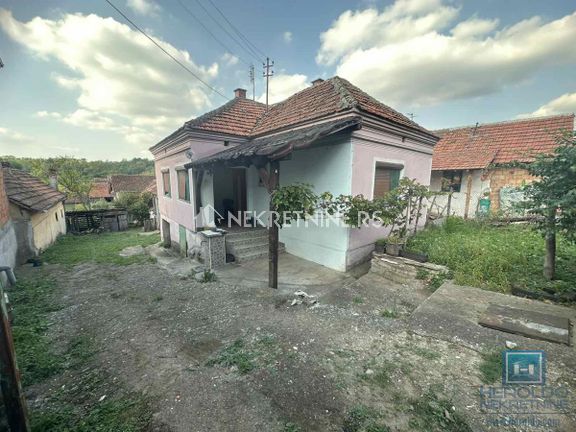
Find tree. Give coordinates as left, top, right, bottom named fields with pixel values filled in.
left=113, top=192, right=153, bottom=225
left=29, top=157, right=93, bottom=209
left=522, top=132, right=576, bottom=280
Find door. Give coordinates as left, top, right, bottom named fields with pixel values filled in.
left=232, top=169, right=247, bottom=213
left=161, top=219, right=171, bottom=248
left=179, top=224, right=187, bottom=257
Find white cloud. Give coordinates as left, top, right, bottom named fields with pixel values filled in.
left=0, top=9, right=219, bottom=150
left=317, top=0, right=576, bottom=107
left=283, top=31, right=292, bottom=43
left=221, top=52, right=239, bottom=66
left=0, top=127, right=33, bottom=144
left=257, top=74, right=308, bottom=104
left=520, top=93, right=576, bottom=118
left=126, top=0, right=160, bottom=17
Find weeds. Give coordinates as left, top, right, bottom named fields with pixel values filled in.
left=207, top=335, right=282, bottom=374
left=342, top=405, right=390, bottom=432
left=479, top=350, right=503, bottom=384
left=408, top=390, right=472, bottom=432
left=199, top=270, right=217, bottom=283
left=408, top=217, right=576, bottom=294
left=379, top=309, right=399, bottom=318
left=352, top=296, right=364, bottom=304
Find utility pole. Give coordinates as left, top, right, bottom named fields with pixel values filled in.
left=0, top=57, right=4, bottom=68
left=262, top=57, right=274, bottom=109
left=249, top=64, right=255, bottom=101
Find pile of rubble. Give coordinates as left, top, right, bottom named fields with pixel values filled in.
left=291, top=290, right=318, bottom=307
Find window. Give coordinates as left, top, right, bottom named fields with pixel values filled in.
left=177, top=169, right=190, bottom=202
left=373, top=164, right=402, bottom=198
left=162, top=170, right=171, bottom=197
left=441, top=170, right=463, bottom=192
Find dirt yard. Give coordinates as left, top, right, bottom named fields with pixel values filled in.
left=9, top=233, right=576, bottom=432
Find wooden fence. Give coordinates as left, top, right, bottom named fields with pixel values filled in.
left=65, top=209, right=128, bottom=233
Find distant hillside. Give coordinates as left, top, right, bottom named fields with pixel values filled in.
left=1, top=156, right=154, bottom=178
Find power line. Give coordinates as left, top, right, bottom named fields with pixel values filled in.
left=175, top=0, right=251, bottom=66
left=205, top=0, right=267, bottom=60
left=191, top=0, right=263, bottom=63
left=104, top=0, right=228, bottom=100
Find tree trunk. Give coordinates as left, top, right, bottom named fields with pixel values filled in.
left=543, top=210, right=556, bottom=280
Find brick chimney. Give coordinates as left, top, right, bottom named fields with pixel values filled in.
left=234, top=88, right=246, bottom=98
left=48, top=168, right=58, bottom=190
left=311, top=78, right=324, bottom=86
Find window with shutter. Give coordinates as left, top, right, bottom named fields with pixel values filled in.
left=373, top=164, right=402, bottom=198
left=177, top=169, right=190, bottom=202
left=162, top=170, right=171, bottom=197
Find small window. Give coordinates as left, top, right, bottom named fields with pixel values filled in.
left=373, top=165, right=402, bottom=198
left=55, top=212, right=59, bottom=221
left=177, top=169, right=190, bottom=202
left=162, top=170, right=171, bottom=197
left=441, top=170, right=463, bottom=192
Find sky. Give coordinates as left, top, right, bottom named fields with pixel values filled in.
left=0, top=0, right=575, bottom=161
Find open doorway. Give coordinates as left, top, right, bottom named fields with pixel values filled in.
left=161, top=219, right=171, bottom=247
left=213, top=166, right=246, bottom=226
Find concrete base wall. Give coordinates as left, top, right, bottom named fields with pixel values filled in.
left=371, top=253, right=448, bottom=285
left=0, top=220, right=17, bottom=286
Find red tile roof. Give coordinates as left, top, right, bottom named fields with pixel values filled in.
left=144, top=179, right=157, bottom=195
left=110, top=175, right=156, bottom=194
left=90, top=180, right=112, bottom=199
left=2, top=166, right=66, bottom=212
left=153, top=76, right=434, bottom=150
left=432, top=114, right=575, bottom=171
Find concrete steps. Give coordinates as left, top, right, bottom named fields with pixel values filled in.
left=225, top=229, right=285, bottom=263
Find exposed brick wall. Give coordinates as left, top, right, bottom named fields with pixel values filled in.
left=0, top=168, right=10, bottom=227
left=488, top=168, right=535, bottom=213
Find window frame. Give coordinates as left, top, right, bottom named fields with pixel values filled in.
left=371, top=159, right=405, bottom=199
left=176, top=168, right=190, bottom=202
left=440, top=170, right=463, bottom=193
left=162, top=169, right=171, bottom=198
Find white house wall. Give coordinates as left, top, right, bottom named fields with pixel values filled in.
left=277, top=136, right=352, bottom=271
left=429, top=170, right=490, bottom=218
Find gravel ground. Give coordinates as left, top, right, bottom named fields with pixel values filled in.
left=17, top=258, right=576, bottom=432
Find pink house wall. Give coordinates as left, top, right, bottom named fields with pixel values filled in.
left=346, top=126, right=434, bottom=267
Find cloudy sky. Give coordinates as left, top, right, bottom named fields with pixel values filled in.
left=1, top=0, right=575, bottom=160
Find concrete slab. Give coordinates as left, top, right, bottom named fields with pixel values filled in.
left=479, top=304, right=571, bottom=345
left=410, top=281, right=576, bottom=354
left=217, top=253, right=353, bottom=293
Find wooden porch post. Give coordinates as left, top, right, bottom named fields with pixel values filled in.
left=268, top=160, right=280, bottom=289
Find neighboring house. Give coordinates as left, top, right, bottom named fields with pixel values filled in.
left=430, top=114, right=575, bottom=218
left=2, top=164, right=66, bottom=262
left=64, top=178, right=114, bottom=210
left=144, top=178, right=159, bottom=228
left=109, top=174, right=156, bottom=198
left=0, top=163, right=18, bottom=285
left=150, top=77, right=438, bottom=271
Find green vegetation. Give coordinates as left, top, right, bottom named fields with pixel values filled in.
left=1, top=155, right=154, bottom=177
left=42, top=230, right=160, bottom=266
left=199, top=270, right=218, bottom=283
left=207, top=336, right=282, bottom=374
left=379, top=309, right=399, bottom=318
left=479, top=350, right=503, bottom=384
left=408, top=390, right=472, bottom=432
left=352, top=296, right=364, bottom=304
left=10, top=274, right=152, bottom=431
left=283, top=422, right=302, bottom=432
left=409, top=346, right=441, bottom=360
left=408, top=217, right=576, bottom=294
left=342, top=405, right=390, bottom=432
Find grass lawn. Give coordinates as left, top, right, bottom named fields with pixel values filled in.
left=41, top=229, right=161, bottom=266
left=407, top=217, right=576, bottom=294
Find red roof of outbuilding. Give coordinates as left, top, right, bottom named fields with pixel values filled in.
left=432, top=114, right=575, bottom=171
left=2, top=166, right=66, bottom=212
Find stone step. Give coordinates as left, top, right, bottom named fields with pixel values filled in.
left=227, top=239, right=269, bottom=255
left=225, top=229, right=268, bottom=241
left=226, top=233, right=269, bottom=247
left=235, top=245, right=286, bottom=263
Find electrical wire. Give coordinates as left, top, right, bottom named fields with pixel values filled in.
left=104, top=0, right=229, bottom=100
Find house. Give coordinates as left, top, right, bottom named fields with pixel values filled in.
left=109, top=174, right=156, bottom=198
left=0, top=164, right=18, bottom=285
left=430, top=114, right=575, bottom=218
left=150, top=77, right=438, bottom=271
left=64, top=178, right=114, bottom=210
left=1, top=163, right=66, bottom=262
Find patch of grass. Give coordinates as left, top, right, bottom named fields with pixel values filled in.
left=479, top=350, right=503, bottom=384
left=10, top=277, right=64, bottom=385
left=152, top=294, right=163, bottom=302
left=415, top=269, right=429, bottom=280
left=283, top=422, right=301, bottom=432
left=41, top=230, right=160, bottom=266
left=352, top=296, right=364, bottom=304
left=65, top=335, right=99, bottom=369
left=379, top=309, right=399, bottom=318
left=343, top=405, right=390, bottom=432
left=207, top=335, right=282, bottom=374
left=31, top=395, right=152, bottom=432
left=360, top=360, right=408, bottom=389
left=199, top=270, right=217, bottom=283
left=408, top=390, right=472, bottom=432
left=408, top=217, right=576, bottom=294
left=409, top=346, right=441, bottom=360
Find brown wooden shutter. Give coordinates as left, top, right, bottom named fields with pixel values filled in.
left=178, top=171, right=186, bottom=200
left=373, top=167, right=392, bottom=198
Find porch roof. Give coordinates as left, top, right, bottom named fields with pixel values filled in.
left=186, top=116, right=362, bottom=169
